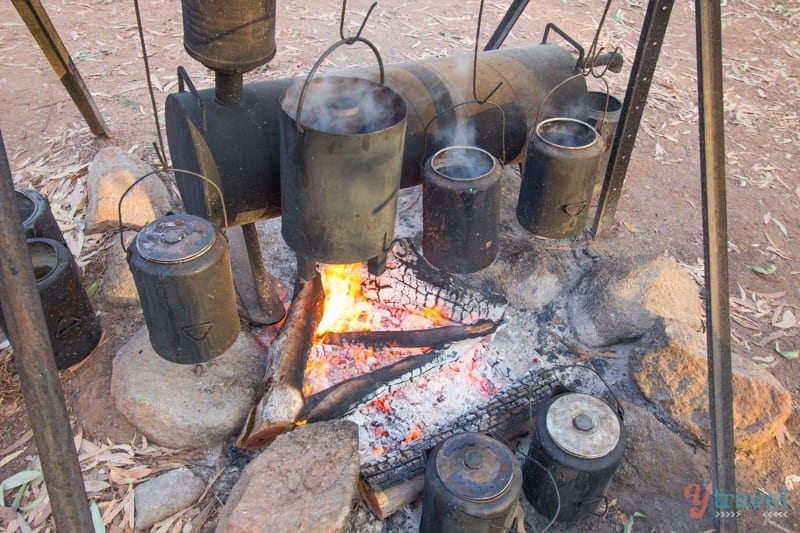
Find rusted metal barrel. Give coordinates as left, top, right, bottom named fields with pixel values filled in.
left=422, top=146, right=502, bottom=273
left=517, top=118, right=604, bottom=238
left=127, top=214, right=239, bottom=363
left=181, top=0, right=276, bottom=73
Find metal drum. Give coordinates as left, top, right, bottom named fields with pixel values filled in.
left=517, top=118, right=605, bottom=239
left=181, top=0, right=276, bottom=73
left=422, top=146, right=502, bottom=273
left=16, top=189, right=66, bottom=245
left=522, top=392, right=626, bottom=524
left=0, top=238, right=101, bottom=369
left=584, top=92, right=622, bottom=185
left=279, top=71, right=407, bottom=277
left=420, top=432, right=522, bottom=533
left=127, top=214, right=239, bottom=364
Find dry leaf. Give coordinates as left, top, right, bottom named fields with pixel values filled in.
left=774, top=309, right=797, bottom=329
left=786, top=474, right=800, bottom=491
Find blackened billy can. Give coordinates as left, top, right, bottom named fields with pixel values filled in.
left=15, top=188, right=66, bottom=246
left=422, top=146, right=502, bottom=274
left=420, top=432, right=522, bottom=532
left=516, top=118, right=604, bottom=238
left=523, top=392, right=626, bottom=523
left=127, top=214, right=239, bottom=364
left=584, top=92, right=622, bottom=185
left=0, top=238, right=101, bottom=369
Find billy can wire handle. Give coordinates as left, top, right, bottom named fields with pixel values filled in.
left=556, top=363, right=625, bottom=420
left=295, top=1, right=384, bottom=134
left=117, top=168, right=229, bottom=252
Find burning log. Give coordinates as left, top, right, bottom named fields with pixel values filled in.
left=237, top=274, right=325, bottom=449
left=321, top=318, right=499, bottom=349
left=302, top=350, right=444, bottom=422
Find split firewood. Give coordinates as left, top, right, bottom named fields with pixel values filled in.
left=321, top=318, right=499, bottom=349
left=359, top=476, right=425, bottom=520
left=301, top=350, right=443, bottom=422
left=237, top=274, right=324, bottom=449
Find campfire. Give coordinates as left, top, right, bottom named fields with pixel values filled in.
left=238, top=239, right=557, bottom=517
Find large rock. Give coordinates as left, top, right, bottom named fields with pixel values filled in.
left=134, top=467, right=206, bottom=531
left=86, top=147, right=171, bottom=233
left=609, top=402, right=716, bottom=530
left=633, top=319, right=793, bottom=451
left=216, top=421, right=360, bottom=533
left=111, top=325, right=266, bottom=449
left=568, top=255, right=703, bottom=347
left=102, top=231, right=138, bottom=306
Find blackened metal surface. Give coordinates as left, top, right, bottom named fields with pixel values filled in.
left=584, top=92, right=622, bottom=185
left=165, top=44, right=586, bottom=226
left=16, top=188, right=67, bottom=246
left=181, top=0, right=276, bottom=72
left=522, top=393, right=626, bottom=524
left=279, top=76, right=407, bottom=270
left=695, top=0, right=736, bottom=528
left=128, top=215, right=240, bottom=363
left=240, top=222, right=286, bottom=325
left=421, top=433, right=521, bottom=532
left=592, top=0, right=675, bottom=237
left=422, top=146, right=502, bottom=273
left=0, top=239, right=101, bottom=369
left=517, top=118, right=604, bottom=238
left=0, top=128, right=95, bottom=532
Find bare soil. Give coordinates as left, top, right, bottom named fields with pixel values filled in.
left=1, top=0, right=798, bottom=531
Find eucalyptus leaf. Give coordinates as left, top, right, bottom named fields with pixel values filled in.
left=624, top=511, right=648, bottom=533
left=775, top=343, right=799, bottom=361
left=19, top=491, right=47, bottom=513
left=86, top=278, right=102, bottom=298
left=90, top=500, right=105, bottom=533
left=1, top=470, right=42, bottom=492
left=746, top=263, right=776, bottom=275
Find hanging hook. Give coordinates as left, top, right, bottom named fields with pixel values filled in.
left=472, top=0, right=503, bottom=104
left=339, top=0, right=379, bottom=44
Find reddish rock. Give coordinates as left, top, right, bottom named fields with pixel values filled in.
left=217, top=421, right=360, bottom=533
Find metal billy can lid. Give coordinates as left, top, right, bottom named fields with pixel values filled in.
left=136, top=213, right=216, bottom=264
left=435, top=432, right=516, bottom=502
left=545, top=392, right=621, bottom=459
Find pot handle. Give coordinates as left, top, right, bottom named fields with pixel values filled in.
left=117, top=168, right=228, bottom=253
left=556, top=363, right=625, bottom=421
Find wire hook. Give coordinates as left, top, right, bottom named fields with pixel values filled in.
left=339, top=0, right=379, bottom=43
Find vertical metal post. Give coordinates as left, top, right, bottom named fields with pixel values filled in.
left=695, top=0, right=736, bottom=529
left=591, top=0, right=674, bottom=237
left=241, top=222, right=286, bottom=325
left=0, top=130, right=94, bottom=531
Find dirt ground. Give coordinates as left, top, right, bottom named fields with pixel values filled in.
left=0, top=0, right=798, bottom=531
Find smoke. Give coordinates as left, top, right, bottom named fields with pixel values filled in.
left=283, top=76, right=405, bottom=134
left=431, top=146, right=495, bottom=180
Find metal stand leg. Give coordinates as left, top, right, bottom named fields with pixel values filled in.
left=696, top=0, right=736, bottom=529
left=0, top=129, right=95, bottom=531
left=241, top=223, right=286, bottom=325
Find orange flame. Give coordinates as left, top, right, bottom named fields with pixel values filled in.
left=315, top=263, right=373, bottom=340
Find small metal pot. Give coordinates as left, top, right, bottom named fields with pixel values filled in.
left=0, top=238, right=101, bottom=369
left=420, top=432, right=522, bottom=532
left=516, top=118, right=604, bottom=239
left=127, top=213, right=239, bottom=364
left=584, top=92, right=622, bottom=185
left=522, top=392, right=626, bottom=524
left=422, top=146, right=502, bottom=274
left=15, top=189, right=66, bottom=246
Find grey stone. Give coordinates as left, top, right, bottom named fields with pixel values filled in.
left=103, top=231, right=138, bottom=306
left=216, top=421, right=360, bottom=533
left=111, top=325, right=266, bottom=449
left=134, top=467, right=206, bottom=531
left=633, top=319, right=793, bottom=451
left=608, top=401, right=716, bottom=531
left=86, top=147, right=171, bottom=233
left=568, top=255, right=703, bottom=347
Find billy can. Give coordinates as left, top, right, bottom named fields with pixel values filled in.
left=584, top=92, right=622, bottom=185
left=127, top=213, right=239, bottom=364
left=420, top=432, right=522, bottom=532
left=15, top=188, right=66, bottom=246
left=516, top=118, right=604, bottom=238
left=0, top=238, right=101, bottom=369
left=422, top=146, right=502, bottom=274
left=522, top=391, right=626, bottom=523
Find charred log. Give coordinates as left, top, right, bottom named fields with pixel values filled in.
left=237, top=274, right=324, bottom=449
left=301, top=350, right=443, bottom=422
left=321, top=319, right=499, bottom=349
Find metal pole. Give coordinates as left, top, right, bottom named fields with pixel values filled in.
left=695, top=0, right=737, bottom=529
left=484, top=0, right=530, bottom=51
left=241, top=222, right=286, bottom=325
left=591, top=0, right=674, bottom=237
left=0, top=128, right=94, bottom=532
